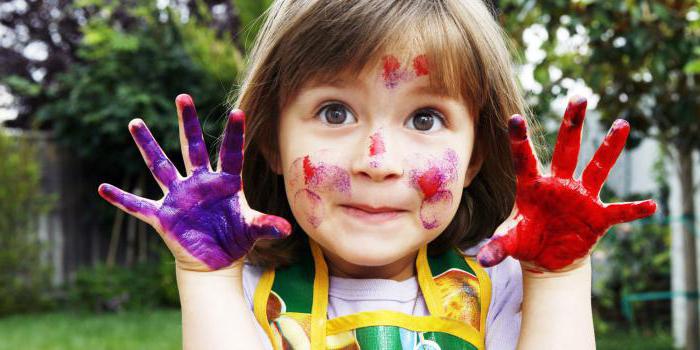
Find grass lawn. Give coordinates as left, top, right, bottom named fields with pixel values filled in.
left=0, top=309, right=675, bottom=349
left=0, top=309, right=181, bottom=350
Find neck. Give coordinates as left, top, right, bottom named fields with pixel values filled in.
left=321, top=248, right=418, bottom=281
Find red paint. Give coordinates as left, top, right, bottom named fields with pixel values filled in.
left=477, top=100, right=657, bottom=271
left=409, top=149, right=458, bottom=229
left=412, top=54, right=430, bottom=76
left=303, top=155, right=316, bottom=185
left=369, top=131, right=385, bottom=156
left=382, top=55, right=401, bottom=80
left=251, top=214, right=292, bottom=238
left=417, top=167, right=443, bottom=199
left=551, top=96, right=587, bottom=178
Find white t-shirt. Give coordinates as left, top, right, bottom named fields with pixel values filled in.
left=242, top=239, right=523, bottom=349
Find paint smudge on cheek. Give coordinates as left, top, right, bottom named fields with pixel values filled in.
left=409, top=149, right=459, bottom=229
left=294, top=189, right=323, bottom=228
left=290, top=154, right=352, bottom=227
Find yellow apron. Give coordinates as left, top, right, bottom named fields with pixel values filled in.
left=253, top=239, right=491, bottom=350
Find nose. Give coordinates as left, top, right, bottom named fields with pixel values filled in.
left=351, top=128, right=404, bottom=182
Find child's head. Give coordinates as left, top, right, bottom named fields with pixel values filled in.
left=234, top=0, right=526, bottom=270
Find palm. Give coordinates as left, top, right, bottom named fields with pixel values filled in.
left=477, top=97, right=656, bottom=271
left=98, top=94, right=291, bottom=271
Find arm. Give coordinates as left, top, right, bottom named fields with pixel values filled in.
left=476, top=96, right=656, bottom=349
left=177, top=263, right=267, bottom=350
left=98, top=94, right=290, bottom=349
left=518, top=258, right=593, bottom=349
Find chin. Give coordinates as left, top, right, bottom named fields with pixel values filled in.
left=315, top=223, right=425, bottom=267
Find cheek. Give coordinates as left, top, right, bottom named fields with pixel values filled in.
left=407, top=149, right=461, bottom=229
left=286, top=153, right=352, bottom=228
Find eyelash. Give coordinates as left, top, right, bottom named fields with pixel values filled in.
left=314, top=102, right=449, bottom=131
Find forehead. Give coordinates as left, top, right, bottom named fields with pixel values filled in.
left=300, top=56, right=454, bottom=99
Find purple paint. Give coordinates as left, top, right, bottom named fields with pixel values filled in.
left=129, top=119, right=179, bottom=187
left=294, top=189, right=323, bottom=228
left=289, top=154, right=352, bottom=228
left=176, top=94, right=210, bottom=171
left=99, top=96, right=291, bottom=270
left=297, top=155, right=351, bottom=194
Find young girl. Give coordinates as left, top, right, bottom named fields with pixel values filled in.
left=98, top=0, right=657, bottom=349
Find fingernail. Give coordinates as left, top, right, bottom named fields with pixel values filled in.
left=508, top=115, right=527, bottom=141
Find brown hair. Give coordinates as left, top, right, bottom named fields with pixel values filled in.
left=231, top=0, right=532, bottom=268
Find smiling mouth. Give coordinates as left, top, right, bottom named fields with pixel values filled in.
left=340, top=204, right=408, bottom=223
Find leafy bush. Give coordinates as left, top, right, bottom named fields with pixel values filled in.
left=592, top=192, right=670, bottom=331
left=0, top=129, right=54, bottom=315
left=69, top=247, right=179, bottom=312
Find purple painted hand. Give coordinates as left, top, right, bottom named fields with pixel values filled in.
left=98, top=94, right=291, bottom=271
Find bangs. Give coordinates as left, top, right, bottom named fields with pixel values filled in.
left=276, top=1, right=486, bottom=117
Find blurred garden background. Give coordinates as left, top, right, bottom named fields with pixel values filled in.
left=0, top=0, right=698, bottom=349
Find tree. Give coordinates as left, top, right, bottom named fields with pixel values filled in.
left=498, top=1, right=699, bottom=347
left=1, top=0, right=249, bottom=272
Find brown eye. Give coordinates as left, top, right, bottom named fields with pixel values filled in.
left=406, top=109, right=445, bottom=132
left=317, top=103, right=356, bottom=125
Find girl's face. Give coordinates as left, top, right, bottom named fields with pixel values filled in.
left=278, top=54, right=480, bottom=280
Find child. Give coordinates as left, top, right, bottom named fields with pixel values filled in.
left=98, top=0, right=657, bottom=349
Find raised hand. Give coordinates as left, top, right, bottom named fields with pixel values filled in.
left=476, top=96, right=656, bottom=272
left=98, top=94, right=291, bottom=271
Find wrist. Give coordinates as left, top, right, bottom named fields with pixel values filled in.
left=521, top=255, right=591, bottom=280
left=175, top=259, right=246, bottom=296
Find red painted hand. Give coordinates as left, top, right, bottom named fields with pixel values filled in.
left=476, top=96, right=657, bottom=272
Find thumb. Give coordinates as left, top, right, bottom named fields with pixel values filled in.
left=476, top=227, right=516, bottom=267
left=248, top=210, right=292, bottom=240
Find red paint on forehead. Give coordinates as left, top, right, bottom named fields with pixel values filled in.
left=369, top=132, right=386, bottom=156
left=382, top=55, right=401, bottom=79
left=303, top=155, right=316, bottom=185
left=413, top=54, right=429, bottom=76
left=417, top=167, right=443, bottom=199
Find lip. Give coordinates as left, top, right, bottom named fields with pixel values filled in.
left=340, top=204, right=408, bottom=223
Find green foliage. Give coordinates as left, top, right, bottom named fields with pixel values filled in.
left=34, top=0, right=244, bottom=189
left=69, top=247, right=179, bottom=312
left=0, top=129, right=54, bottom=315
left=592, top=192, right=671, bottom=330
left=499, top=0, right=699, bottom=151
left=233, top=0, right=275, bottom=49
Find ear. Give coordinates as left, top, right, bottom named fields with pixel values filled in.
left=463, top=144, right=483, bottom=188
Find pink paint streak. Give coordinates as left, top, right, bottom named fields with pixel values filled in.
left=369, top=131, right=386, bottom=157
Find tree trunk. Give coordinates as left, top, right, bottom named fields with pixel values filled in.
left=677, top=146, right=698, bottom=350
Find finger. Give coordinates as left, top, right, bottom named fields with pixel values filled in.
left=128, top=119, right=180, bottom=192
left=551, top=96, right=587, bottom=179
left=508, top=114, right=540, bottom=185
left=581, top=119, right=630, bottom=194
left=476, top=227, right=517, bottom=267
left=98, top=183, right=158, bottom=223
left=176, top=94, right=211, bottom=174
left=248, top=210, right=292, bottom=241
left=218, top=109, right=245, bottom=175
left=604, top=199, right=657, bottom=225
